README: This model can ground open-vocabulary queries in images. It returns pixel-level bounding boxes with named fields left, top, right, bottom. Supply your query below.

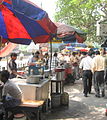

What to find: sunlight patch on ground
left=90, top=106, right=105, bottom=113
left=71, top=96, right=82, bottom=101
left=89, top=106, right=105, bottom=118
left=69, top=88, right=81, bottom=94
left=59, top=118, right=97, bottom=120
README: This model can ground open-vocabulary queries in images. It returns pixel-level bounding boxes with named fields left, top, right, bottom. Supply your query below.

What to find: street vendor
left=28, top=54, right=44, bottom=75
left=8, top=53, right=22, bottom=79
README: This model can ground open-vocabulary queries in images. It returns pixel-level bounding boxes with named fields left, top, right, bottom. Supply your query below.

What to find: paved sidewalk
left=45, top=80, right=107, bottom=120
left=14, top=80, right=107, bottom=120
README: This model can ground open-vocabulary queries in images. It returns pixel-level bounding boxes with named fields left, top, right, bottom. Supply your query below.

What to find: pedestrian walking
left=104, top=54, right=107, bottom=85
left=91, top=51, right=105, bottom=98
left=79, top=52, right=93, bottom=97
left=70, top=52, right=80, bottom=80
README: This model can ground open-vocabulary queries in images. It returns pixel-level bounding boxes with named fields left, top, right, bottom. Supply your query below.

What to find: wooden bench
left=4, top=100, right=44, bottom=120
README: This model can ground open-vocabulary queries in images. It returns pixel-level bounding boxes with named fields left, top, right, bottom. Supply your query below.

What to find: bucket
left=51, top=93, right=61, bottom=108
left=61, top=92, right=69, bottom=106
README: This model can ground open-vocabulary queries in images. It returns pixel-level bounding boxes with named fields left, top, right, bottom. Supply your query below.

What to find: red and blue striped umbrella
left=0, top=0, right=57, bottom=45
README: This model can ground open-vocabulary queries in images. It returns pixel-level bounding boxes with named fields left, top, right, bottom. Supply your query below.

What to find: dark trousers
left=94, top=71, right=105, bottom=96
left=82, top=70, right=92, bottom=95
left=104, top=68, right=107, bottom=83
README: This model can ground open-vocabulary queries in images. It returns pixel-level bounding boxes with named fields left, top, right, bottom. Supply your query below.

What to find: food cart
left=11, top=78, right=49, bottom=101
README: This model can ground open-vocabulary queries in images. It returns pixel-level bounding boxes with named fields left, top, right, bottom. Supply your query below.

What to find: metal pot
left=56, top=71, right=65, bottom=81
left=44, top=69, right=50, bottom=78
left=26, top=75, right=42, bottom=84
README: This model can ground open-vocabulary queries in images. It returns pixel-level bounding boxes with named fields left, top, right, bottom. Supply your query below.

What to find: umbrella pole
left=6, top=55, right=9, bottom=70
left=49, top=37, right=53, bottom=75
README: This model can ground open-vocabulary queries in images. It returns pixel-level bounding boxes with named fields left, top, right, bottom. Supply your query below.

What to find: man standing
left=71, top=52, right=80, bottom=80
left=79, top=52, right=93, bottom=97
left=49, top=52, right=59, bottom=70
left=91, top=51, right=105, bottom=98
left=8, top=53, right=21, bottom=79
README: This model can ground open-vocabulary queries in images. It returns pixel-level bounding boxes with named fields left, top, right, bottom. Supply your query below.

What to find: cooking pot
left=26, top=75, right=42, bottom=84
left=55, top=68, right=65, bottom=72
left=44, top=69, right=50, bottom=78
left=56, top=71, right=65, bottom=81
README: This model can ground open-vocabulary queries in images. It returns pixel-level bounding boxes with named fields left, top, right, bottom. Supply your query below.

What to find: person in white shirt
left=48, top=52, right=59, bottom=71
left=0, top=70, right=22, bottom=108
left=79, top=52, right=93, bottom=97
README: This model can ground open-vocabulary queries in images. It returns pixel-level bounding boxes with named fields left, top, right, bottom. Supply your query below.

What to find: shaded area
left=46, top=100, right=89, bottom=120
left=45, top=80, right=107, bottom=120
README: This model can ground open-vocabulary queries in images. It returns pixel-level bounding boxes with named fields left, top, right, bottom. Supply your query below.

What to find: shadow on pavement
left=46, top=99, right=89, bottom=120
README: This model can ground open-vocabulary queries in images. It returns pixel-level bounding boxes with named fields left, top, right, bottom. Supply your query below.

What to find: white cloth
left=2, top=80, right=22, bottom=100
left=64, top=56, right=70, bottom=63
left=48, top=56, right=59, bottom=70
left=79, top=56, right=92, bottom=70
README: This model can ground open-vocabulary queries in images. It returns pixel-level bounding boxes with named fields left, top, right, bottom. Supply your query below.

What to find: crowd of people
left=26, top=48, right=107, bottom=99
left=51, top=48, right=107, bottom=98
left=14, top=48, right=107, bottom=99
left=0, top=48, right=107, bottom=119
left=79, top=48, right=107, bottom=98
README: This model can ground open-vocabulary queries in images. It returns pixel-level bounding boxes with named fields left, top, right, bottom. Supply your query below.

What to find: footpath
left=46, top=79, right=107, bottom=120
left=13, top=79, right=107, bottom=120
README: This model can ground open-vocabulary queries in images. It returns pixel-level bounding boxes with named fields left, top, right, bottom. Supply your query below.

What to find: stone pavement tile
left=45, top=79, right=107, bottom=120
left=14, top=79, right=107, bottom=120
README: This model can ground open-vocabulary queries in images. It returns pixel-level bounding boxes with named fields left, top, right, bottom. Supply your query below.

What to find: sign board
left=96, top=21, right=107, bottom=36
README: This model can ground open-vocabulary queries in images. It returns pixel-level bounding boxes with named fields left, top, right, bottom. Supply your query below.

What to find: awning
left=0, top=43, right=17, bottom=57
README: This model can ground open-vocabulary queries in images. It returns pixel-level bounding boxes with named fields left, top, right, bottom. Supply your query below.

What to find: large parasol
left=0, top=0, right=57, bottom=45
left=54, top=22, right=86, bottom=43
left=0, top=0, right=57, bottom=57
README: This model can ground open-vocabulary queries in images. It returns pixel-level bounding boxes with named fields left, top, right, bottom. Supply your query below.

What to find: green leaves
left=55, top=0, right=107, bottom=43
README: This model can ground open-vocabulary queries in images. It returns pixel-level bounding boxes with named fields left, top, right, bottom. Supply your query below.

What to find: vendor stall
left=11, top=78, right=49, bottom=101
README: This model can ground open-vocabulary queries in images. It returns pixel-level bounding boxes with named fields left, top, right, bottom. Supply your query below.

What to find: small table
left=51, top=78, right=64, bottom=95
left=50, top=78, right=64, bottom=108
left=5, top=100, right=44, bottom=120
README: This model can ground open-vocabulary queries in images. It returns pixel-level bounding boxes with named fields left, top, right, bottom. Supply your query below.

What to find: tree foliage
left=54, top=0, right=107, bottom=43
